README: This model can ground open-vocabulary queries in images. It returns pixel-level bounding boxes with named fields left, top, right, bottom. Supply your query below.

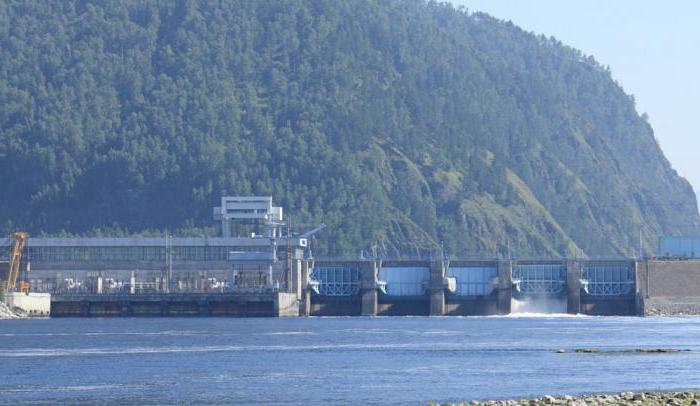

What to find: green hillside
left=1, top=0, right=698, bottom=258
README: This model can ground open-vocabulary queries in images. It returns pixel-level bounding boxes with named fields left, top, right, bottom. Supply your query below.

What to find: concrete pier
left=275, top=292, right=300, bottom=317
left=429, top=260, right=446, bottom=316
left=300, top=259, right=312, bottom=316
left=566, top=260, right=581, bottom=314
left=634, top=260, right=647, bottom=316
left=496, top=261, right=512, bottom=315
left=360, top=260, right=378, bottom=316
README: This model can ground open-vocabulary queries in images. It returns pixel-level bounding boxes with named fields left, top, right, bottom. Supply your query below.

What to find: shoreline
left=436, top=391, right=700, bottom=405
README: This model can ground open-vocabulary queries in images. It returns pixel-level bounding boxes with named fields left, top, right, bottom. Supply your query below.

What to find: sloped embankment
left=0, top=302, right=25, bottom=319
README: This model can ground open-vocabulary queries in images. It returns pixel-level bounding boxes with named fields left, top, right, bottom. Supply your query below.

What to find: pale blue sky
left=453, top=0, right=700, bottom=197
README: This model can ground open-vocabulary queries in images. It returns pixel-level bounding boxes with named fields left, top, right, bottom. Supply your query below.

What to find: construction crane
left=6, top=232, right=28, bottom=292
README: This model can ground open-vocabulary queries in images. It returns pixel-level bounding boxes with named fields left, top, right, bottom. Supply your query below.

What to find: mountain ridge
left=0, top=0, right=697, bottom=258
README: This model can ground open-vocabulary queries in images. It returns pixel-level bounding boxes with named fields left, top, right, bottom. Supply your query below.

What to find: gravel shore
left=433, top=391, right=700, bottom=405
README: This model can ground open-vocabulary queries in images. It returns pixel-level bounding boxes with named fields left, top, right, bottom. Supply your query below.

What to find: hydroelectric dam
left=18, top=250, right=699, bottom=318
left=6, top=196, right=700, bottom=317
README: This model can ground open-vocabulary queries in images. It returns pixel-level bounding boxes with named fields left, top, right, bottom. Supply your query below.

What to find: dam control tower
left=213, top=196, right=283, bottom=238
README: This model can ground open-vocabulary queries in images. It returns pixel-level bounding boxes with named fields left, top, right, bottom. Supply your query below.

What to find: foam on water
left=2, top=342, right=457, bottom=358
left=2, top=341, right=568, bottom=358
left=334, top=328, right=462, bottom=336
left=0, top=331, right=200, bottom=337
left=510, top=297, right=573, bottom=317
left=501, top=312, right=585, bottom=318
left=3, top=384, right=134, bottom=393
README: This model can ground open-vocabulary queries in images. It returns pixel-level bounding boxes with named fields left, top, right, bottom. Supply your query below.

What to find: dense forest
left=1, top=0, right=698, bottom=258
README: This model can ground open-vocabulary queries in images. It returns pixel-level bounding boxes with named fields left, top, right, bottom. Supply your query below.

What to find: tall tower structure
left=213, top=196, right=283, bottom=238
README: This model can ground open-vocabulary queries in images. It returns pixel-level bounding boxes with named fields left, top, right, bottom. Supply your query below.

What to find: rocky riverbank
left=434, top=391, right=700, bottom=405
left=640, top=295, right=700, bottom=316
left=644, top=302, right=700, bottom=316
left=0, top=301, right=26, bottom=319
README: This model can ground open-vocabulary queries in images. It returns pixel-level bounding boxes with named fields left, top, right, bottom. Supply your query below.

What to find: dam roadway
left=42, top=258, right=700, bottom=317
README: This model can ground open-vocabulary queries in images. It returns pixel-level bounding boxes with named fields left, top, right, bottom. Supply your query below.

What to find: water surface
left=1, top=316, right=699, bottom=405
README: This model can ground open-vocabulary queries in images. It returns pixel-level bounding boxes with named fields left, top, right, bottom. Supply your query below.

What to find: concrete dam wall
left=41, top=258, right=700, bottom=317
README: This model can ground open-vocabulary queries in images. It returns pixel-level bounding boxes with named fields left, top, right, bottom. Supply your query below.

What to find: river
left=1, top=315, right=699, bottom=405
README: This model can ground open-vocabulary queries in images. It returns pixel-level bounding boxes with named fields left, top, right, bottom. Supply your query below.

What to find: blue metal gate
left=310, top=266, right=360, bottom=296
left=512, top=264, right=566, bottom=295
left=379, top=267, right=429, bottom=296
left=447, top=267, right=497, bottom=296
left=581, top=262, right=634, bottom=296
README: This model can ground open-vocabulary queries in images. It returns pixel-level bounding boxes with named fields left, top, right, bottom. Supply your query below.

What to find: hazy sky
left=453, top=0, right=700, bottom=196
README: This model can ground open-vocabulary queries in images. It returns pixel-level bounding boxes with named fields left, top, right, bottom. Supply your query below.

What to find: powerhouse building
left=3, top=197, right=310, bottom=294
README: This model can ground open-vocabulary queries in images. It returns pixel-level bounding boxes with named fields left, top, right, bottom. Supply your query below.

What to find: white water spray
left=510, top=297, right=569, bottom=317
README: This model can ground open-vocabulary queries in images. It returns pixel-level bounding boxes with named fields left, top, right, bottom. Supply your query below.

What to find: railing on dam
left=512, top=263, right=566, bottom=295
left=447, top=267, right=497, bottom=296
left=581, top=262, right=635, bottom=296
left=379, top=267, right=429, bottom=296
left=310, top=266, right=360, bottom=296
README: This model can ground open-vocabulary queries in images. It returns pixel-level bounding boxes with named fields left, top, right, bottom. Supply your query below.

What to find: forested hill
left=1, top=0, right=698, bottom=258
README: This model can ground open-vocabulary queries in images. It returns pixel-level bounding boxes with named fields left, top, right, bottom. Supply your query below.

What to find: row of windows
left=27, top=246, right=262, bottom=262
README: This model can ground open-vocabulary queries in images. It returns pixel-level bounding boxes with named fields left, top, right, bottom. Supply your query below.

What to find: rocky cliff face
left=0, top=0, right=697, bottom=257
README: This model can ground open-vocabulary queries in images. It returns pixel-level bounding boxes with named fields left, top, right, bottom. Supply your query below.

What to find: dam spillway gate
left=310, top=266, right=360, bottom=296
left=578, top=261, right=636, bottom=315
left=581, top=262, right=635, bottom=296
left=376, top=265, right=431, bottom=315
left=512, top=263, right=566, bottom=297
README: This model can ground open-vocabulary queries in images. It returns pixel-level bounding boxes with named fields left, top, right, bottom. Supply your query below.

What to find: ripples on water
left=1, top=316, right=699, bottom=405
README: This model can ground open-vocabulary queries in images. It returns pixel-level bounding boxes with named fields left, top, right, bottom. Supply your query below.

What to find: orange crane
left=6, top=232, right=28, bottom=292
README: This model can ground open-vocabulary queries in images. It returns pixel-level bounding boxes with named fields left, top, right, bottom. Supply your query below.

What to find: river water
left=1, top=315, right=699, bottom=405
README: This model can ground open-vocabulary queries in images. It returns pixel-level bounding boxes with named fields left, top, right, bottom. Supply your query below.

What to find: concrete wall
left=311, top=296, right=362, bottom=316
left=445, top=299, right=498, bottom=315
left=580, top=296, right=636, bottom=316
left=377, top=297, right=430, bottom=316
left=51, top=293, right=281, bottom=317
left=6, top=292, right=51, bottom=317
left=645, top=260, right=700, bottom=297
left=638, top=260, right=700, bottom=315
